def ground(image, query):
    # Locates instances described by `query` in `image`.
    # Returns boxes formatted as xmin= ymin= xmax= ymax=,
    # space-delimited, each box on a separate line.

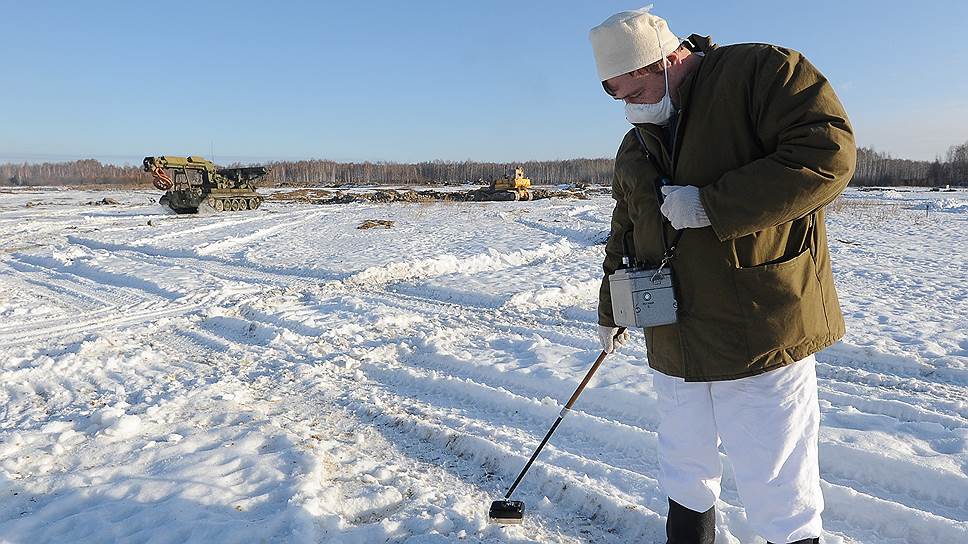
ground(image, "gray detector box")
xmin=608 ymin=267 xmax=678 ymax=328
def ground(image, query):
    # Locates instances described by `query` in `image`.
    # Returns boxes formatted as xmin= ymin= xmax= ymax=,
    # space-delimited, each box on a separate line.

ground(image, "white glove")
xmin=660 ymin=185 xmax=711 ymax=229
xmin=598 ymin=325 xmax=630 ymax=353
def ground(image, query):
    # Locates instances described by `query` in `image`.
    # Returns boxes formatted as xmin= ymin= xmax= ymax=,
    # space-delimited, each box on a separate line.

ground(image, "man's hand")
xmin=598 ymin=325 xmax=630 ymax=353
xmin=660 ymin=185 xmax=711 ymax=229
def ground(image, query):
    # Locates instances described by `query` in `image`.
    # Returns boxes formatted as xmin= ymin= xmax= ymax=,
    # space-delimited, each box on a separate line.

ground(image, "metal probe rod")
xmin=502 ymin=339 xmax=618 ymax=499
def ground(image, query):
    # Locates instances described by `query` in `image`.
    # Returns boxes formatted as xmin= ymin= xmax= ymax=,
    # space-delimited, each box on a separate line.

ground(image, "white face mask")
xmin=624 ymin=66 xmax=675 ymax=126
xmin=624 ymin=28 xmax=676 ymax=126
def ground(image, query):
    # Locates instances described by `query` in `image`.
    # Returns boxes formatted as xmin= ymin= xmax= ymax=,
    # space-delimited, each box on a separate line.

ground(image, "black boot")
xmin=666 ymin=498 xmax=715 ymax=544
xmin=767 ymin=540 xmax=819 ymax=544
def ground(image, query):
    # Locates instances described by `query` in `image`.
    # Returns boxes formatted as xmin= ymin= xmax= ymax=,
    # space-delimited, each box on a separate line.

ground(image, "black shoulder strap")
xmin=632 ymin=127 xmax=684 ymax=262
xmin=632 ymin=127 xmax=653 ymax=163
xmin=632 ymin=127 xmax=671 ymax=187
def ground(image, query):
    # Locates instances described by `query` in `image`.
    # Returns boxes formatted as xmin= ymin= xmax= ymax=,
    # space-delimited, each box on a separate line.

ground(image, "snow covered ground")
xmin=0 ymin=186 xmax=965 ymax=543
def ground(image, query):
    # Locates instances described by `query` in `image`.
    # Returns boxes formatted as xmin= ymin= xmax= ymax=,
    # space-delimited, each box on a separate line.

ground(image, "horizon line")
xmin=0 ymin=153 xmax=617 ymax=167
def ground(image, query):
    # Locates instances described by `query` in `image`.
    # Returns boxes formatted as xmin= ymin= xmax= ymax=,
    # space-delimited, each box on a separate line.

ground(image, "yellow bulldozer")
xmin=485 ymin=167 xmax=532 ymax=201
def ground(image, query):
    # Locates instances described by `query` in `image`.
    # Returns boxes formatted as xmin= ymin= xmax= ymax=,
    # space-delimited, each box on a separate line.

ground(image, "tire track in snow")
xmin=232 ymin=293 xmax=757 ymax=542
xmin=370 ymin=341 xmax=968 ymax=526
xmin=0 ymin=300 xmax=201 ymax=349
xmin=821 ymin=480 xmax=968 ymax=543
xmin=307 ymin=282 xmax=968 ymax=539
xmin=816 ymin=362 xmax=968 ymax=415
xmin=819 ymin=386 xmax=965 ymax=431
xmin=126 ymin=209 xmax=317 ymax=246
xmin=364 ymin=287 xmax=600 ymax=353
xmin=343 ymin=239 xmax=575 ymax=287
xmin=201 ymin=247 xmax=968 ymax=542
xmin=356 ymin=356 xmax=663 ymax=478
xmin=818 ymin=442 xmax=968 ymax=522
xmin=156 ymin=296 xmax=671 ymax=542
xmin=332 ymin=368 xmax=667 ymax=543
xmin=330 ymin=331 xmax=797 ymax=543
xmin=0 ymin=272 xmax=102 ymax=323
xmin=245 ymin=285 xmax=658 ymax=432
xmin=820 ymin=345 xmax=968 ymax=387
xmin=150 ymin=311 xmax=614 ymax=543
xmin=3 ymin=257 xmax=151 ymax=310
xmin=9 ymin=250 xmax=183 ymax=301
xmin=66 ymin=233 xmax=343 ymax=289
xmin=284 ymin=277 xmax=968 ymax=533
xmin=0 ymin=258 xmax=198 ymax=349
xmin=340 ymin=323 xmax=968 ymax=540
xmin=192 ymin=209 xmax=334 ymax=257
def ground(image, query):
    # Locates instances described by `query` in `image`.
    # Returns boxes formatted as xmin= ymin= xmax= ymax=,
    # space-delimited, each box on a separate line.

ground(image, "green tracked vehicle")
xmin=144 ymin=155 xmax=270 ymax=214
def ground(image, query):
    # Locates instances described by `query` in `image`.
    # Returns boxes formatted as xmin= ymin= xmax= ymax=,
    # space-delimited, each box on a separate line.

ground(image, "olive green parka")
xmin=598 ymin=36 xmax=856 ymax=381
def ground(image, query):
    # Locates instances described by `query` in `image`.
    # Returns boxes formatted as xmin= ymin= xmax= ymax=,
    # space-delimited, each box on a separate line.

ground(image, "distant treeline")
xmin=2 ymin=159 xmax=149 ymax=187
xmin=264 ymin=158 xmax=615 ymax=186
xmin=3 ymin=142 xmax=967 ymax=188
xmin=854 ymin=142 xmax=968 ymax=187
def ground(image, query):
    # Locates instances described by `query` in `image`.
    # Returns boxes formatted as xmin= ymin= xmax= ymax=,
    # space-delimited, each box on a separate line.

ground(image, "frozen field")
xmin=0 ymin=186 xmax=966 ymax=543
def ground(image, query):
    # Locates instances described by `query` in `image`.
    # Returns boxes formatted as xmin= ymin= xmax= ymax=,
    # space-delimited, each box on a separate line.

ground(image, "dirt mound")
xmin=357 ymin=219 xmax=395 ymax=229
xmin=269 ymin=187 xmax=590 ymax=205
xmin=86 ymin=197 xmax=121 ymax=206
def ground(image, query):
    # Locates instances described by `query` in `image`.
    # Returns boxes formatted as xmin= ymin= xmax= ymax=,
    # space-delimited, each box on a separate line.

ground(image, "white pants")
xmin=653 ymin=356 xmax=823 ymax=544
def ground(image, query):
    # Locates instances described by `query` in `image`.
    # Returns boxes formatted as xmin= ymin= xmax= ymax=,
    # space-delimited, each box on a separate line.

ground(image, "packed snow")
xmin=0 ymin=185 xmax=966 ymax=543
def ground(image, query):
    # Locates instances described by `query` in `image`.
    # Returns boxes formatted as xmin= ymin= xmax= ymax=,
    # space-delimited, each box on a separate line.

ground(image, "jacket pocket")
xmin=732 ymin=248 xmax=827 ymax=360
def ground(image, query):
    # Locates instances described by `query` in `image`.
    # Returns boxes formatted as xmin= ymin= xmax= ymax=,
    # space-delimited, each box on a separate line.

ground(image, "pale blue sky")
xmin=1 ymin=0 xmax=965 ymax=165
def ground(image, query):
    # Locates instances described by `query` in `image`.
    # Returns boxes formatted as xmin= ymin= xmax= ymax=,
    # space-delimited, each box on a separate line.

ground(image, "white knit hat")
xmin=589 ymin=5 xmax=681 ymax=81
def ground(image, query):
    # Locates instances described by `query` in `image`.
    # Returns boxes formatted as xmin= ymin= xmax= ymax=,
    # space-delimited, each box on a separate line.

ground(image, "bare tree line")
xmin=3 ymin=142 xmax=967 ymax=188
xmin=262 ymin=158 xmax=616 ymax=186
xmin=853 ymin=142 xmax=968 ymax=187
xmin=2 ymin=159 xmax=150 ymax=187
